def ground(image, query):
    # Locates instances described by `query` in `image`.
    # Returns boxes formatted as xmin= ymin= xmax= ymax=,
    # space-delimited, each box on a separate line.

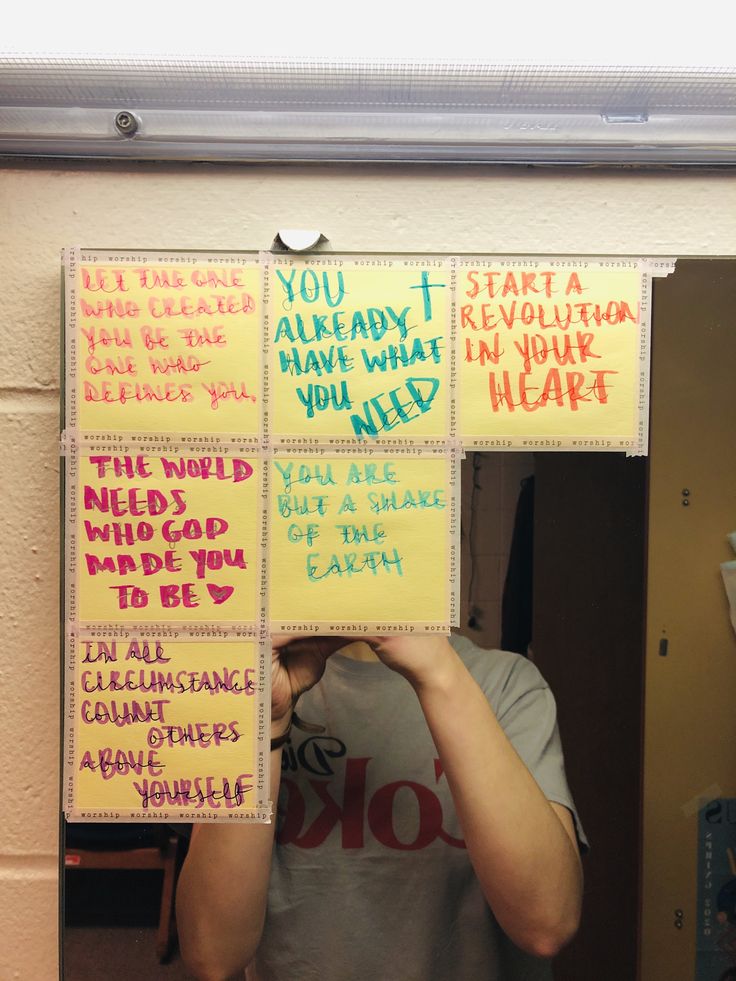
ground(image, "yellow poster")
xmin=70 ymin=636 xmax=265 ymax=818
xmin=269 ymin=258 xmax=450 ymax=442
xmin=268 ymin=454 xmax=453 ymax=628
xmin=78 ymin=453 xmax=259 ymax=622
xmin=457 ymin=261 xmax=642 ymax=448
xmin=75 ymin=256 xmax=261 ymax=435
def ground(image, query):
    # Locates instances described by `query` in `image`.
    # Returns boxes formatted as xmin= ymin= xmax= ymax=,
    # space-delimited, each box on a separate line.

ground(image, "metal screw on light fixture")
xmin=114 ymin=110 xmax=140 ymax=137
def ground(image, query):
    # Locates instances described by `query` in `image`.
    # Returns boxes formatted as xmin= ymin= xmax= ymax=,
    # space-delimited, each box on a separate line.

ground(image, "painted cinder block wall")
xmin=1 ymin=162 xmax=735 ymax=980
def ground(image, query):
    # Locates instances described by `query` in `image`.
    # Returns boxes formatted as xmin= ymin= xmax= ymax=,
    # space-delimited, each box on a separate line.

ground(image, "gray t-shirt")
xmin=251 ymin=636 xmax=587 ymax=981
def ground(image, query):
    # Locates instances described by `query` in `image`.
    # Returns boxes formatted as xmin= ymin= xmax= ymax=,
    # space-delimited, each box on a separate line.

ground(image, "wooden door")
xmin=641 ymin=259 xmax=736 ymax=980
xmin=533 ymin=451 xmax=647 ymax=981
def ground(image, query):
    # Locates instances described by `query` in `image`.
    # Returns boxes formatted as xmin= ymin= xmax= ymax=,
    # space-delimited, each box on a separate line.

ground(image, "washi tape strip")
xmin=266 ymin=619 xmax=454 ymax=635
xmin=74 ymin=623 xmax=259 ymax=639
xmin=258 ymin=445 xmax=270 ymax=640
xmin=260 ymin=251 xmax=273 ymax=445
xmin=447 ymin=444 xmax=461 ymax=629
xmin=626 ymin=258 xmax=676 ymax=457
xmin=449 ymin=255 xmax=458 ymax=441
xmin=64 ymin=441 xmax=80 ymax=625
xmin=63 ymin=247 xmax=81 ymax=432
xmin=266 ymin=440 xmax=463 ymax=457
xmin=70 ymin=433 xmax=262 ymax=454
xmin=643 ymin=258 xmax=678 ymax=277
xmin=62 ymin=626 xmax=80 ymax=820
xmin=632 ymin=265 xmax=653 ymax=458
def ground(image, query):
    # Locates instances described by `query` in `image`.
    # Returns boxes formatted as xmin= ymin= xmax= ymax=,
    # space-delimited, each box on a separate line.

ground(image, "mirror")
xmin=62 ymin=448 xmax=643 ymax=979
xmin=62 ymin=259 xmax=736 ymax=981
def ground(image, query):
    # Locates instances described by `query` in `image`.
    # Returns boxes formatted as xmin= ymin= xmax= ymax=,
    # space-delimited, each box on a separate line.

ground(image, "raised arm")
xmin=175 ymin=762 xmax=281 ymax=981
xmin=176 ymin=636 xmax=344 ymax=981
xmin=368 ymin=635 xmax=583 ymax=959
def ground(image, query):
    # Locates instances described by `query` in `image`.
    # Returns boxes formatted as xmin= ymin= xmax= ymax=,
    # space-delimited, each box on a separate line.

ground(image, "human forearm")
xmin=176 ymin=745 xmax=284 ymax=981
xmin=176 ymin=636 xmax=342 ymax=980
xmin=412 ymin=650 xmax=582 ymax=958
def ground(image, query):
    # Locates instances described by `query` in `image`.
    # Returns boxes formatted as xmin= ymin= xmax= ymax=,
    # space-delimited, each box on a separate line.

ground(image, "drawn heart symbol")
xmin=207 ymin=584 xmax=234 ymax=605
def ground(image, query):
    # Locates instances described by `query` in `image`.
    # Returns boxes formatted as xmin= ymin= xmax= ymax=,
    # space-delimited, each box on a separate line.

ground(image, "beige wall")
xmin=1 ymin=161 xmax=735 ymax=980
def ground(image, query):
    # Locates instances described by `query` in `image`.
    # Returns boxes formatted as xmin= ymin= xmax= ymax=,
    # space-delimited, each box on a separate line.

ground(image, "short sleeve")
xmin=495 ymin=656 xmax=590 ymax=855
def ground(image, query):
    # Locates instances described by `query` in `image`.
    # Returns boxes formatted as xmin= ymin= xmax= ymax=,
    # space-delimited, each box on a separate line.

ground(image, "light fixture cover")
xmin=0 ymin=57 xmax=734 ymax=164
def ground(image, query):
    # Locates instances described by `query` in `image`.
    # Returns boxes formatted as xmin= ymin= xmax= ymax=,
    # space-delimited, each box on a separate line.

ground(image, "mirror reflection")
xmin=63 ymin=448 xmax=641 ymax=980
xmin=63 ymin=259 xmax=736 ymax=981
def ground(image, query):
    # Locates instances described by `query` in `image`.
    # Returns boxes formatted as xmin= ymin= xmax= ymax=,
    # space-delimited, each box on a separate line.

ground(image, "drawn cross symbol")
xmin=410 ymin=270 xmax=447 ymax=322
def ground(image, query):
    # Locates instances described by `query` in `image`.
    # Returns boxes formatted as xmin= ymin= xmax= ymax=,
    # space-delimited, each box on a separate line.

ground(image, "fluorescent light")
xmin=1 ymin=58 xmax=734 ymax=165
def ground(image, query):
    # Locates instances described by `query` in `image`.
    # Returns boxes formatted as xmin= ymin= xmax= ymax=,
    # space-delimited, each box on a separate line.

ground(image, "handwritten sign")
xmin=268 ymin=454 xmax=454 ymax=629
xmin=457 ymin=260 xmax=644 ymax=450
xmin=72 ymin=254 xmax=261 ymax=435
xmin=268 ymin=258 xmax=450 ymax=443
xmin=68 ymin=634 xmax=267 ymax=819
xmin=78 ymin=453 xmax=259 ymax=621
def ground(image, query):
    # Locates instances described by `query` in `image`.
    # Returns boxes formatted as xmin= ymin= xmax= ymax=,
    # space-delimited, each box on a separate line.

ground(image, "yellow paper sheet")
xmin=76 ymin=259 xmax=261 ymax=434
xmin=70 ymin=637 xmax=263 ymax=817
xmin=458 ymin=261 xmax=642 ymax=446
xmin=269 ymin=258 xmax=450 ymax=441
xmin=78 ymin=453 xmax=259 ymax=621
xmin=268 ymin=455 xmax=451 ymax=626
